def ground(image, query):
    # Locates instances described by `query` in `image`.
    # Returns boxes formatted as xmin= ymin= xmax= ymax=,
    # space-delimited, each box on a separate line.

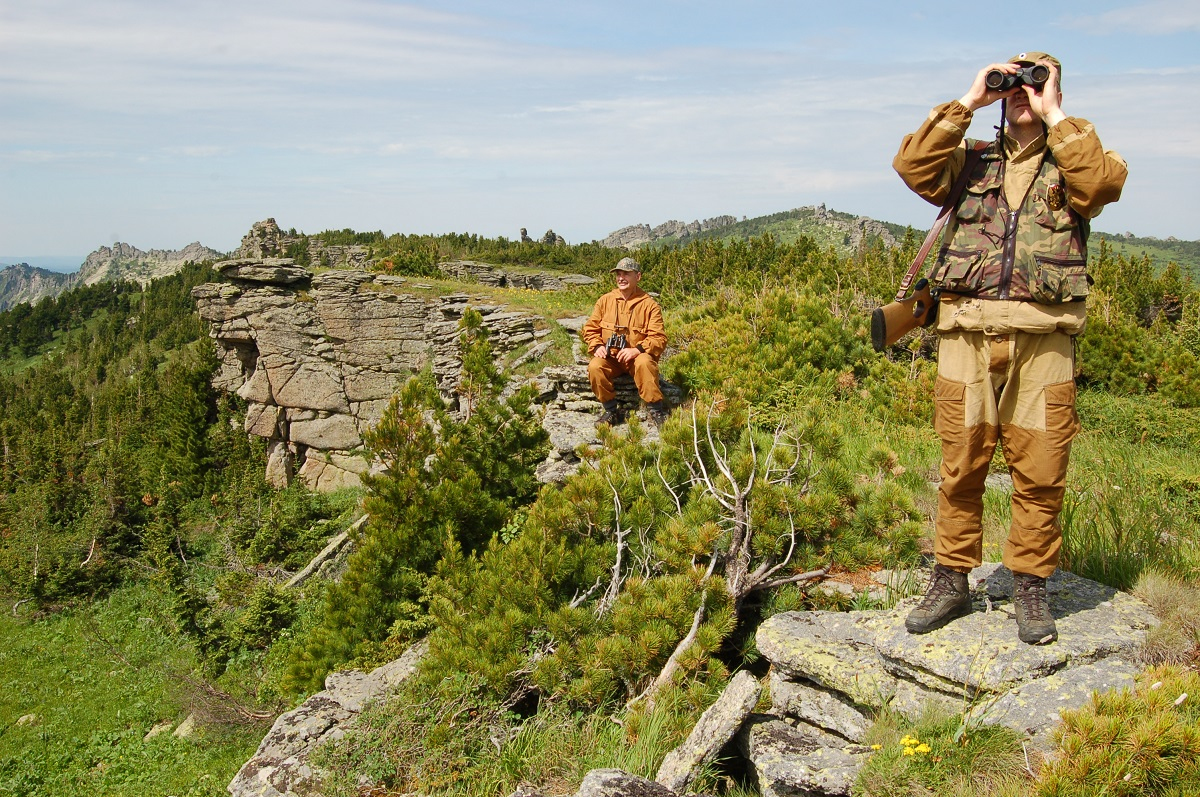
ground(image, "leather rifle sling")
xmin=893 ymin=142 xmax=989 ymax=302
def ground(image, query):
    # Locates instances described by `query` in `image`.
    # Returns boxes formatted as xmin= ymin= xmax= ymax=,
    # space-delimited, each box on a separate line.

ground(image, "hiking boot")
xmin=1013 ymin=572 xmax=1057 ymax=644
xmin=905 ymin=564 xmax=972 ymax=634
xmin=647 ymin=402 xmax=670 ymax=426
xmin=595 ymin=403 xmax=626 ymax=427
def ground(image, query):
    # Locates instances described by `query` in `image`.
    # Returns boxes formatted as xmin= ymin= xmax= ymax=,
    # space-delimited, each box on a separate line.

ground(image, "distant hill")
xmin=0 ymin=241 xmax=225 ymax=310
xmin=603 ymin=205 xmax=911 ymax=255
xmin=602 ymin=206 xmax=1199 ymax=279
xmin=0 ymin=264 xmax=71 ymax=311
xmin=1092 ymin=233 xmax=1200 ymax=279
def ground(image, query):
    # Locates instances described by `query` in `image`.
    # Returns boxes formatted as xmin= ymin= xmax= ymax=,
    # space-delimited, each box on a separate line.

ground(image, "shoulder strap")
xmin=893 ymin=141 xmax=990 ymax=302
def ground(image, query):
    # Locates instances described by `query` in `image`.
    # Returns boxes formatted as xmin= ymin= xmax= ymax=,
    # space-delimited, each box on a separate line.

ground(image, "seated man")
xmin=582 ymin=257 xmax=668 ymax=426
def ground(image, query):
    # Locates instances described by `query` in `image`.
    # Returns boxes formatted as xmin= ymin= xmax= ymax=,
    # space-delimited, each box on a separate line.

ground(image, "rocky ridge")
xmin=0 ymin=240 xmax=224 ymax=310
xmin=75 ymin=241 xmax=225 ymax=287
xmin=600 ymin=205 xmax=899 ymax=253
xmin=0 ymin=263 xmax=70 ymax=311
xmin=192 ymin=258 xmax=676 ymax=492
xmin=600 ymin=215 xmax=739 ymax=248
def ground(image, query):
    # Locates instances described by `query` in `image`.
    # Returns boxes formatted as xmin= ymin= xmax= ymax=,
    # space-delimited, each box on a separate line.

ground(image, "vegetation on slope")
xmin=0 ymin=220 xmax=1196 ymax=796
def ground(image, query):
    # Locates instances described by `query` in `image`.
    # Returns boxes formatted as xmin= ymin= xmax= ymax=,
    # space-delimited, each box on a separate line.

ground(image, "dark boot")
xmin=1013 ymin=572 xmax=1057 ymax=644
xmin=596 ymin=401 xmax=626 ymax=427
xmin=647 ymin=402 xmax=669 ymax=426
xmin=905 ymin=564 xmax=972 ymax=634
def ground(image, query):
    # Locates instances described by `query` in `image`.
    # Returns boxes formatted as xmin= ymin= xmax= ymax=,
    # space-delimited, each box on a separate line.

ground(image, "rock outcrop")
xmin=600 ymin=216 xmax=738 ymax=248
xmin=193 ymin=260 xmax=676 ymax=491
xmin=75 ymin=241 xmax=225 ymax=287
xmin=228 ymin=641 xmax=427 ymax=797
xmin=745 ymin=562 xmax=1156 ymax=796
xmin=236 ymin=218 xmax=370 ymax=270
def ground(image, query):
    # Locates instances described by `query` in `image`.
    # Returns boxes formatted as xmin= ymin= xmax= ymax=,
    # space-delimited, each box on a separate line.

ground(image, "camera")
xmin=985 ymin=64 xmax=1050 ymax=92
xmin=606 ymin=331 xmax=628 ymax=357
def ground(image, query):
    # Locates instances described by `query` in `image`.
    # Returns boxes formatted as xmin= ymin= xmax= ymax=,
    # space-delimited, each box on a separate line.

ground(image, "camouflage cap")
xmin=1009 ymin=51 xmax=1062 ymax=85
xmin=612 ymin=256 xmax=641 ymax=273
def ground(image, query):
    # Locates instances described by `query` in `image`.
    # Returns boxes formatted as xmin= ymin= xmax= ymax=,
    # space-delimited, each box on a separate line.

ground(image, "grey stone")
xmin=875 ymin=568 xmax=1155 ymax=697
xmin=968 ymin=656 xmax=1140 ymax=747
xmin=172 ymin=713 xmax=198 ymax=739
xmin=228 ymin=641 xmax=426 ymax=797
xmin=289 ymin=414 xmax=362 ymax=450
xmin=738 ymin=716 xmax=870 ymax=797
xmin=656 ymin=670 xmax=761 ymax=793
xmin=217 ymin=259 xmax=312 ymax=285
xmin=756 ymin=611 xmax=897 ymax=707
xmin=575 ymin=769 xmax=676 ymax=797
xmin=768 ymin=671 xmax=871 ymax=742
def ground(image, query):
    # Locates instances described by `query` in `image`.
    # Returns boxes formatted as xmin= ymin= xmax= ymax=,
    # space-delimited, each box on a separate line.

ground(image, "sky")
xmin=2 ymin=0 xmax=1198 ymax=270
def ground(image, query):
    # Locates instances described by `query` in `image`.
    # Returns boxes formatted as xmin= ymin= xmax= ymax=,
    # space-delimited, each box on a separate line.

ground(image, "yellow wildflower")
xmin=916 ymin=743 xmax=931 ymax=754
xmin=902 ymin=747 xmax=916 ymax=756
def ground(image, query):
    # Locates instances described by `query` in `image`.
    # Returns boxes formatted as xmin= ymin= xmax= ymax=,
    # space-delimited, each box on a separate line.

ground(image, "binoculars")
xmin=606 ymin=332 xmax=628 ymax=357
xmin=985 ymin=64 xmax=1050 ymax=92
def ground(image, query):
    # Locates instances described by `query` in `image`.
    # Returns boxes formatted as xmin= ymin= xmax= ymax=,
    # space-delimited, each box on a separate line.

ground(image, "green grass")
xmin=856 ymin=705 xmax=1031 ymax=797
xmin=0 ymin=584 xmax=263 ymax=797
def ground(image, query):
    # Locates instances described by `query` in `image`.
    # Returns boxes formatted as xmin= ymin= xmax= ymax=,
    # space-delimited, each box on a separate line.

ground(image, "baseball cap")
xmin=611 ymin=256 xmax=641 ymax=273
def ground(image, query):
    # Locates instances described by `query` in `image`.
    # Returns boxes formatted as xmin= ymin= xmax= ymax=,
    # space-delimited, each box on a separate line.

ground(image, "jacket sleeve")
xmin=893 ymin=101 xmax=972 ymax=205
xmin=639 ymin=300 xmax=667 ymax=358
xmin=581 ymin=295 xmax=607 ymax=351
xmin=1047 ymin=117 xmax=1127 ymax=219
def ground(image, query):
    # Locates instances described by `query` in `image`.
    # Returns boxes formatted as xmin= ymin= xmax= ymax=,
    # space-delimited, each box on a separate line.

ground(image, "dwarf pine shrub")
xmin=1037 ymin=666 xmax=1200 ymax=797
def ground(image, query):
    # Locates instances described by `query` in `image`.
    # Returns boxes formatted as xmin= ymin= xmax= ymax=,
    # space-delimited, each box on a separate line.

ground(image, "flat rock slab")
xmin=756 ymin=611 xmax=896 ymax=707
xmin=876 ymin=567 xmax=1156 ymax=696
xmin=968 ymin=656 xmax=1140 ymax=746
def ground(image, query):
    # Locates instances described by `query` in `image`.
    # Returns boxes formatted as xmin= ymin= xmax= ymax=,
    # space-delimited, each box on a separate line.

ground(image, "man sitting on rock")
xmin=582 ymin=257 xmax=668 ymax=426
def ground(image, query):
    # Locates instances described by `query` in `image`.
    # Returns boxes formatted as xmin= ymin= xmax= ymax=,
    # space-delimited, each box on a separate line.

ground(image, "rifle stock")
xmin=870 ymin=278 xmax=936 ymax=352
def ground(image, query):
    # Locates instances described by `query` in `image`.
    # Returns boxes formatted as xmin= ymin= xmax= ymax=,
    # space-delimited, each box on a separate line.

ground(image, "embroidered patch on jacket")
xmin=1046 ymin=184 xmax=1066 ymax=211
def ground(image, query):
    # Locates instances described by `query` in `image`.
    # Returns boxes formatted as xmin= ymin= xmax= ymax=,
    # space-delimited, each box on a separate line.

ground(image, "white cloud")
xmin=1060 ymin=0 xmax=1200 ymax=35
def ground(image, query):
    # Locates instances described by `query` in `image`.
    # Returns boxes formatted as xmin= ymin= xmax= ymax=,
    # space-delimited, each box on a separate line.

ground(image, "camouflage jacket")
xmin=934 ymin=141 xmax=1088 ymax=302
xmin=894 ymin=101 xmax=1127 ymax=317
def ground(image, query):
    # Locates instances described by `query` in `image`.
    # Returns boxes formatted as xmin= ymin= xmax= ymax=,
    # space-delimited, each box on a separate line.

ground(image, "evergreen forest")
xmin=0 ymin=224 xmax=1197 ymax=797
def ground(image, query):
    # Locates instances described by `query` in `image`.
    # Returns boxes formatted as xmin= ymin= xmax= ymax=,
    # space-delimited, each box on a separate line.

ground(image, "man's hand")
xmin=593 ymin=344 xmax=608 ymax=359
xmin=1022 ymin=61 xmax=1066 ymax=128
xmin=960 ymin=63 xmax=1020 ymax=111
xmin=615 ymin=346 xmax=641 ymax=365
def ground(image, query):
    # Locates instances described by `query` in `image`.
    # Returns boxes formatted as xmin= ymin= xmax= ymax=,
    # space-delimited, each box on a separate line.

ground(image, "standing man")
xmin=583 ymin=256 xmax=669 ymax=426
xmin=894 ymin=53 xmax=1127 ymax=643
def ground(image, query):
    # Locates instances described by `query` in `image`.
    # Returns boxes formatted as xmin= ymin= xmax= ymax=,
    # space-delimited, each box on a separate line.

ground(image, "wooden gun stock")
xmin=870 ymin=279 xmax=936 ymax=352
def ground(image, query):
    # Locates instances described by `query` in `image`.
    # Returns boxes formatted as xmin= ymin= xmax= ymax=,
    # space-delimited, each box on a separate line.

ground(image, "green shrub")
xmin=1037 ymin=666 xmax=1200 ymax=797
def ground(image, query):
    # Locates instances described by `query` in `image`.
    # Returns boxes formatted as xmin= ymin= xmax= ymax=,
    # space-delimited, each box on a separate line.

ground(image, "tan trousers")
xmin=933 ymin=330 xmax=1080 ymax=578
xmin=588 ymin=354 xmax=663 ymax=404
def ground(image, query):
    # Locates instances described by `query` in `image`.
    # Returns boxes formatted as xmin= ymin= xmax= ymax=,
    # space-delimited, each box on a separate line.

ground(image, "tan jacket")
xmin=581 ymin=288 xmax=667 ymax=358
xmin=893 ymin=100 xmax=1127 ymax=334
xmin=893 ymin=100 xmax=1126 ymax=219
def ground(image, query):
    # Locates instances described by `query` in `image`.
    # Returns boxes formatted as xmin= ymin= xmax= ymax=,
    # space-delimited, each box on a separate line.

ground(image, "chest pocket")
xmin=955 ymin=165 xmax=1002 ymax=224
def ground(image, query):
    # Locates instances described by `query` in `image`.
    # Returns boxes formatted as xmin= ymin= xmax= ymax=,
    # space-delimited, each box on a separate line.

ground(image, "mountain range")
xmin=0 ymin=241 xmax=224 ymax=311
xmin=2 ymin=208 xmax=1196 ymax=312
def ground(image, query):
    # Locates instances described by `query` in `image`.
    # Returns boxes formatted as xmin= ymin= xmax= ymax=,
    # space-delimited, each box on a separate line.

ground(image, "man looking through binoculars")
xmin=582 ymin=257 xmax=668 ymax=427
xmin=893 ymin=53 xmax=1127 ymax=644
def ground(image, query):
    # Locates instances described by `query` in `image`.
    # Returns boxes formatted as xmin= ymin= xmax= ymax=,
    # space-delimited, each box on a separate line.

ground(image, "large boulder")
xmin=747 ymin=563 xmax=1158 ymax=794
xmin=227 ymin=641 xmax=426 ymax=797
